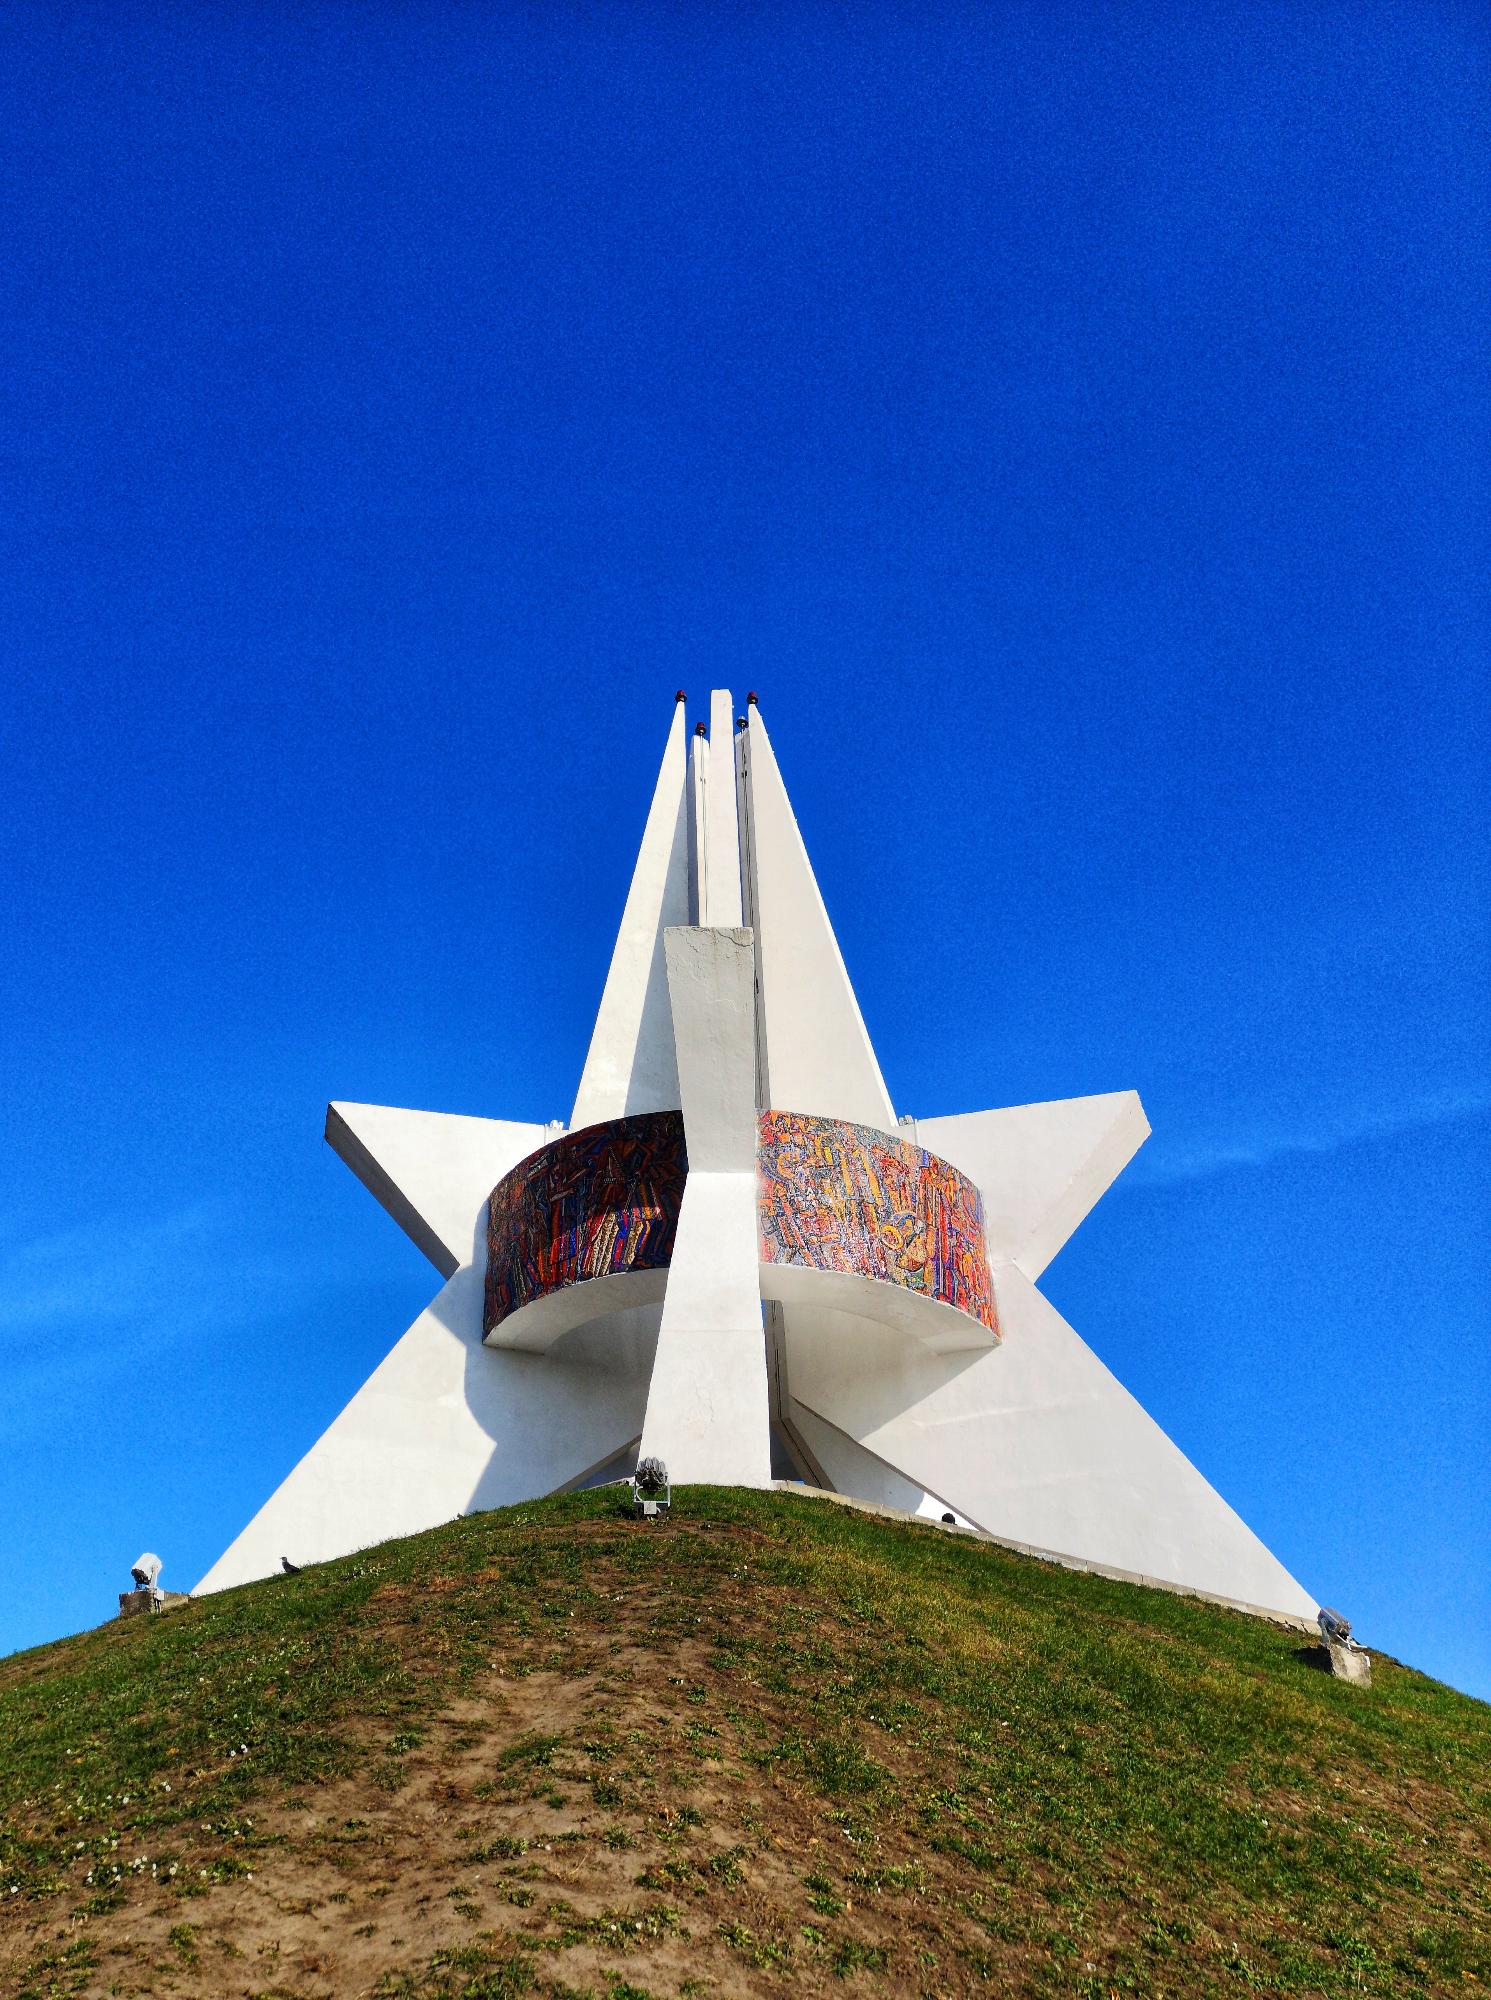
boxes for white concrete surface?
[571,701,690,1129]
[737,704,897,1134]
[638,922,771,1485]
[198,693,1317,1625]
[487,1267,669,1353]
[639,1173,771,1486]
[911,1092,1151,1280]
[785,1269,1318,1621]
[762,1260,995,1353]
[487,1194,998,1363]
[701,691,745,927]
[664,926,757,1170]
[688,725,708,926]
[787,1400,962,1522]
[326,1102,547,1278]
[194,1261,656,1594]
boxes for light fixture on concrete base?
[195,693,1319,1627]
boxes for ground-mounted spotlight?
[631,1456,671,1519]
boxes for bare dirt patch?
[1,1537,1001,1997]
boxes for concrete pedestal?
[1325,1639,1372,1686]
[118,1588,190,1619]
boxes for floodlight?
[1318,1606,1354,1647]
[631,1456,671,1517]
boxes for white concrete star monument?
[197,691,1317,1625]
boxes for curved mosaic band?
[756,1108,997,1336]
[485,1109,997,1353]
[483,1110,686,1339]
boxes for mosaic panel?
[756,1108,998,1335]
[485,1110,687,1334]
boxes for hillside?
[0,1489,1486,2000]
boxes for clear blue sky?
[2,3,1486,1697]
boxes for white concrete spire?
[699,689,745,926]
[737,702,897,1133]
[687,721,708,926]
[637,925,771,1486]
[570,699,691,1130]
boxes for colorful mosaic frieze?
[484,1104,996,1341]
[756,1108,998,1336]
[484,1110,687,1334]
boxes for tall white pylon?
[570,696,690,1130]
[739,704,896,1132]
[196,693,1318,1627]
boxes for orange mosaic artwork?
[756,1108,997,1334]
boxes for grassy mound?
[0,1487,1486,1998]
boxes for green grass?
[1,1486,1487,1996]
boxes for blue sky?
[2,2,1486,1696]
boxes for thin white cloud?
[0,1202,326,1349]
[0,1203,223,1333]
[1129,1089,1491,1189]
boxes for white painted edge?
[766,1479,1320,1632]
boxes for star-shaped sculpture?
[197,692,1316,1624]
